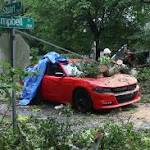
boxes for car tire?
[73,89,93,113]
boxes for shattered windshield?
[62,63,82,76]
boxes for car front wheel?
[73,89,93,113]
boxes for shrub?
[101,123,148,150]
[0,62,25,102]
[0,118,73,150]
[78,60,100,77]
[137,67,150,81]
[1,119,150,150]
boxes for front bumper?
[91,85,141,110]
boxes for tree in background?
[23,0,149,59]
[127,1,150,51]
[70,0,148,59]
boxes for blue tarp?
[19,52,68,105]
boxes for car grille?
[112,84,136,93]
[116,91,138,104]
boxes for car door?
[41,63,73,103]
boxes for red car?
[40,60,141,112]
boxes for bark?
[95,39,100,61]
[86,11,103,60]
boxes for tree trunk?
[95,39,100,61]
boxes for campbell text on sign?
[0,16,34,29]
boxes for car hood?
[84,74,137,88]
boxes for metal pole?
[10,0,17,130]
[16,30,83,58]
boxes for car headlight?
[93,87,112,93]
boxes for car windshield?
[62,63,82,76]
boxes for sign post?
[0,0,34,130]
[10,0,17,130]
[10,28,17,130]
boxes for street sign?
[0,16,34,29]
[3,2,22,15]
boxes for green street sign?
[3,2,22,15]
[0,16,34,29]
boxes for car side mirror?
[54,72,65,77]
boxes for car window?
[62,63,82,76]
[46,63,64,76]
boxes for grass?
[140,94,150,103]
